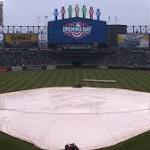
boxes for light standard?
[37,16,42,26]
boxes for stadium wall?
[11,66,22,71]
[0,67,10,73]
[0,64,149,72]
[107,25,127,47]
[47,65,56,70]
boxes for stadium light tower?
[115,16,118,24]
[37,16,42,26]
[0,1,3,26]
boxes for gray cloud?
[4,0,150,25]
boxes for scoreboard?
[48,18,107,45]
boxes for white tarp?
[0,87,150,150]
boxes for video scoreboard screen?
[48,18,107,44]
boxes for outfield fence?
[0,64,150,73]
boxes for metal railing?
[0,26,47,43]
[127,26,150,34]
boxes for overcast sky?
[3,0,150,26]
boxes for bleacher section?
[0,48,150,70]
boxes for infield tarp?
[0,88,150,150]
[48,18,107,44]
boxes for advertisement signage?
[117,34,149,48]
[0,67,10,73]
[11,66,22,72]
[4,34,38,48]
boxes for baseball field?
[0,69,150,150]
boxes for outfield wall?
[1,65,150,73]
[11,66,22,71]
[0,67,10,73]
[47,65,56,70]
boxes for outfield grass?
[0,131,149,150]
[0,69,150,93]
[0,69,150,150]
[99,131,150,150]
[0,132,42,150]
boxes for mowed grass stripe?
[14,71,46,90]
[7,71,34,91]
[90,69,111,88]
[45,70,61,86]
[83,69,94,86]
[118,70,140,90]
[32,70,55,88]
[103,69,120,88]
[57,69,71,86]
[66,69,76,86]
[128,70,150,92]
[18,71,50,90]
[6,71,38,92]
[59,69,76,86]
[0,69,150,93]
[76,69,82,83]
[0,72,15,84]
[68,69,81,85]
[38,70,55,87]
[0,71,31,93]
[52,69,66,86]
[90,69,102,87]
[138,71,150,83]
[24,71,47,89]
[97,69,113,88]
[115,70,138,90]
[6,71,44,92]
[110,70,133,90]
[133,70,150,91]
[121,70,147,91]
[0,72,25,89]
[122,69,150,91]
[125,70,148,91]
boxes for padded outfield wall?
[48,18,107,45]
